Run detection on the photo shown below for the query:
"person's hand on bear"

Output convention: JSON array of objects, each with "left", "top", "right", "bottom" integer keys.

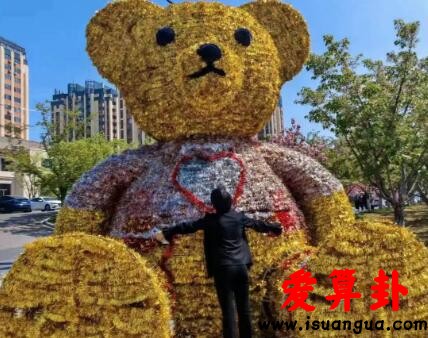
[
  {"left": 154, "top": 231, "right": 169, "bottom": 244},
  {"left": 135, "top": 227, "right": 170, "bottom": 244}
]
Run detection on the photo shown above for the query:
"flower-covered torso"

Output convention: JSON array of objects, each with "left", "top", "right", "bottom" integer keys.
[{"left": 66, "top": 138, "right": 314, "bottom": 237}]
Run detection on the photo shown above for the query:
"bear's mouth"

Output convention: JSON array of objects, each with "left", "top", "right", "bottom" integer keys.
[{"left": 188, "top": 63, "right": 226, "bottom": 79}]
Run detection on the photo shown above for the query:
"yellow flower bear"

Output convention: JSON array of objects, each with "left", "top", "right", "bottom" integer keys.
[{"left": 0, "top": 0, "right": 426, "bottom": 337}]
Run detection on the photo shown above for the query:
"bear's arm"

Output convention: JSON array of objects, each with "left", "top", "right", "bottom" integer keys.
[
  {"left": 260, "top": 144, "right": 355, "bottom": 243},
  {"left": 55, "top": 147, "right": 151, "bottom": 235}
]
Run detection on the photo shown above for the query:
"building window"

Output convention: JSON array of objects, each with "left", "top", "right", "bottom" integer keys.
[
  {"left": 14, "top": 116, "right": 21, "bottom": 123},
  {"left": 14, "top": 52, "right": 21, "bottom": 63},
  {"left": 15, "top": 68, "right": 21, "bottom": 74},
  {"left": 5, "top": 74, "right": 11, "bottom": 80},
  {"left": 0, "top": 158, "right": 11, "bottom": 172},
  {"left": 4, "top": 48, "right": 11, "bottom": 58},
  {"left": 14, "top": 88, "right": 21, "bottom": 93},
  {"left": 4, "top": 94, "right": 12, "bottom": 100},
  {"left": 4, "top": 64, "right": 11, "bottom": 70},
  {"left": 5, "top": 113, "right": 11, "bottom": 120},
  {"left": 0, "top": 184, "right": 11, "bottom": 196},
  {"left": 5, "top": 84, "right": 12, "bottom": 90},
  {"left": 14, "top": 77, "right": 20, "bottom": 83},
  {"left": 14, "top": 97, "right": 21, "bottom": 103},
  {"left": 4, "top": 104, "right": 12, "bottom": 110}
]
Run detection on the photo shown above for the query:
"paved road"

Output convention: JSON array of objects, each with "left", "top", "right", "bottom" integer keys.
[{"left": 0, "top": 211, "right": 56, "bottom": 280}]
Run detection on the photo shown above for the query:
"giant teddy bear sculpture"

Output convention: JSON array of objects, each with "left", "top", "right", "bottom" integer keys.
[{"left": 0, "top": 0, "right": 426, "bottom": 337}]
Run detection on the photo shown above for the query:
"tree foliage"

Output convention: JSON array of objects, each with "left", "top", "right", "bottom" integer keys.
[
  {"left": 297, "top": 20, "right": 428, "bottom": 225},
  {"left": 3, "top": 147, "right": 45, "bottom": 198},
  {"left": 322, "top": 137, "right": 364, "bottom": 187},
  {"left": 42, "top": 135, "right": 132, "bottom": 202},
  {"left": 36, "top": 102, "right": 93, "bottom": 147}
]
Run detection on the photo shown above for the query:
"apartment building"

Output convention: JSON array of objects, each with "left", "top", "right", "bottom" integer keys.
[
  {"left": 0, "top": 37, "right": 40, "bottom": 197},
  {"left": 0, "top": 36, "right": 29, "bottom": 140},
  {"left": 51, "top": 81, "right": 146, "bottom": 144}
]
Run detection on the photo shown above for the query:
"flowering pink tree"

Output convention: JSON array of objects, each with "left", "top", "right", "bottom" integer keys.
[{"left": 270, "top": 118, "right": 327, "bottom": 163}]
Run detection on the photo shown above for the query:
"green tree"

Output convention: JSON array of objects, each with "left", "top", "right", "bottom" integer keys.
[
  {"left": 297, "top": 20, "right": 428, "bottom": 225},
  {"left": 36, "top": 102, "right": 93, "bottom": 147},
  {"left": 2, "top": 147, "right": 45, "bottom": 198},
  {"left": 42, "top": 134, "right": 133, "bottom": 202},
  {"left": 323, "top": 137, "right": 364, "bottom": 187}
]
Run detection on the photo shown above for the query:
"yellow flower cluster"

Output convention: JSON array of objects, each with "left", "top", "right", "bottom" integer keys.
[
  {"left": 86, "top": 0, "right": 309, "bottom": 141},
  {"left": 241, "top": 0, "right": 310, "bottom": 82},
  {"left": 55, "top": 207, "right": 106, "bottom": 235},
  {"left": 0, "top": 233, "right": 172, "bottom": 338},
  {"left": 167, "top": 232, "right": 221, "bottom": 336},
  {"left": 305, "top": 190, "right": 356, "bottom": 243}
]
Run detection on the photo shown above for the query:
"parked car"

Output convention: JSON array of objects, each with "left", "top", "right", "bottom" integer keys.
[
  {"left": 0, "top": 196, "right": 32, "bottom": 213},
  {"left": 30, "top": 197, "right": 62, "bottom": 211}
]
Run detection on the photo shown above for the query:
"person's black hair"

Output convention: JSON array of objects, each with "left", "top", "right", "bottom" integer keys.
[{"left": 210, "top": 186, "right": 232, "bottom": 214}]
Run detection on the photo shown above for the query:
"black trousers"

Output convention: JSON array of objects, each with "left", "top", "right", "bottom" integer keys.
[{"left": 213, "top": 264, "right": 252, "bottom": 338}]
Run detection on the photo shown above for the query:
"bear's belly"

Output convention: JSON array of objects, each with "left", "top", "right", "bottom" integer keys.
[{"left": 109, "top": 139, "right": 306, "bottom": 236}]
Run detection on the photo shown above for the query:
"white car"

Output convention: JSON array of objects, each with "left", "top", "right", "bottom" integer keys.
[{"left": 30, "top": 197, "right": 62, "bottom": 211}]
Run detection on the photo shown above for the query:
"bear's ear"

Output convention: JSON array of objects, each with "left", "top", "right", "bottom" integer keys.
[
  {"left": 240, "top": 0, "right": 309, "bottom": 83},
  {"left": 86, "top": 0, "right": 162, "bottom": 85}
]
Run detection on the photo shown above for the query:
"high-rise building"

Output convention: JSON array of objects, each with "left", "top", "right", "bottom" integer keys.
[
  {"left": 51, "top": 81, "right": 146, "bottom": 144},
  {"left": 0, "top": 36, "right": 29, "bottom": 140},
  {"left": 258, "top": 96, "right": 284, "bottom": 140}
]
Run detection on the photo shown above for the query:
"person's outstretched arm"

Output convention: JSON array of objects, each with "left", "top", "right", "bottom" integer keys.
[
  {"left": 240, "top": 212, "right": 282, "bottom": 235},
  {"left": 160, "top": 215, "right": 209, "bottom": 242}
]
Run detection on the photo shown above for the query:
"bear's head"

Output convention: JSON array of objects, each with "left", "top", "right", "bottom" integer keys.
[{"left": 87, "top": 0, "right": 309, "bottom": 141}]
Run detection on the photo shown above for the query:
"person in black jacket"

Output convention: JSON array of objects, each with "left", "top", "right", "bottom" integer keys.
[{"left": 154, "top": 186, "right": 282, "bottom": 338}]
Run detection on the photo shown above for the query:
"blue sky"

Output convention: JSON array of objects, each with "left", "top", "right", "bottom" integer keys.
[{"left": 1, "top": 0, "right": 427, "bottom": 141}]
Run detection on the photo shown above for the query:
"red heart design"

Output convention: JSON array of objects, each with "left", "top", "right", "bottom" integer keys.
[{"left": 171, "top": 151, "right": 246, "bottom": 213}]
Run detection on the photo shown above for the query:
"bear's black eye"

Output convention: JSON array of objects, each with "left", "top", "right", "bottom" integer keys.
[
  {"left": 234, "top": 28, "right": 252, "bottom": 47},
  {"left": 156, "top": 27, "right": 175, "bottom": 46}
]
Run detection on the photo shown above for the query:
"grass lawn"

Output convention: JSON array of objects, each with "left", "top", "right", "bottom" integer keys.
[{"left": 362, "top": 203, "right": 428, "bottom": 246}]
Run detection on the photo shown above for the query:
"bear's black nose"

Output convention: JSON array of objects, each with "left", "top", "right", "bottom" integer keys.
[{"left": 197, "top": 44, "right": 222, "bottom": 63}]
